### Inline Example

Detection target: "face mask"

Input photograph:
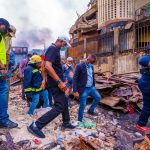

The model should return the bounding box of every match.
[60,47,67,51]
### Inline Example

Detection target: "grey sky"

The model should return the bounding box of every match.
[0,0,89,49]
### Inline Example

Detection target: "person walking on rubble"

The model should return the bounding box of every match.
[136,49,150,131]
[73,55,101,122]
[27,35,75,138]
[24,55,49,115]
[0,18,18,128]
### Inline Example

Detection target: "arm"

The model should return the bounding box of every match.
[24,68,33,96]
[92,66,95,86]
[45,61,60,81]
[40,62,46,89]
[73,65,80,93]
[45,61,66,92]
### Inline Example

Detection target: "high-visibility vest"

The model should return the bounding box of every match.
[0,34,6,65]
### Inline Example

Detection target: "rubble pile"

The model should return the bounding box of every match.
[134,135,150,150]
[0,85,123,150]
[95,72,142,112]
[0,73,147,150]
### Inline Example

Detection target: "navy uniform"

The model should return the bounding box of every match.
[137,55,150,129]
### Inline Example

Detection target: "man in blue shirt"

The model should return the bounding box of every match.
[73,55,101,122]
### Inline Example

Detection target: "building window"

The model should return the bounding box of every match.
[135,21,150,49]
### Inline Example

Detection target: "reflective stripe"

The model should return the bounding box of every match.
[24,88,33,92]
[32,69,39,73]
[24,87,42,92]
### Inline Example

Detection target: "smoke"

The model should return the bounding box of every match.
[1,0,89,49]
[15,28,52,49]
[1,0,52,49]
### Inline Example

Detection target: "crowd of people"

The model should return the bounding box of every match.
[0,18,150,139]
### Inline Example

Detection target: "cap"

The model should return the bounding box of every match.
[67,57,73,61]
[9,25,16,37]
[57,35,71,47]
[0,18,10,29]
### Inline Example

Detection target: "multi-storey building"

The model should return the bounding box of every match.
[68,0,150,74]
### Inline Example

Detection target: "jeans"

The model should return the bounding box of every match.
[28,90,49,115]
[35,86,70,130]
[22,79,25,100]
[78,86,101,122]
[0,79,9,124]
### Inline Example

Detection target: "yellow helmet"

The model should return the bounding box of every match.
[29,55,42,64]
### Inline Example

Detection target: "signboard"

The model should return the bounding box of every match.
[12,47,28,54]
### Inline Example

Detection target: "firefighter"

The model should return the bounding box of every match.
[24,55,49,115]
[0,18,18,128]
[136,51,150,131]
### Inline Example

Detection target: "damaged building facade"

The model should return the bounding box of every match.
[68,0,150,74]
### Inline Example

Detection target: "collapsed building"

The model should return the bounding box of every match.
[68,0,150,74]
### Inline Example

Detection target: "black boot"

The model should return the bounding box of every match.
[87,111,98,116]
[61,123,76,130]
[0,120,18,128]
[27,122,45,138]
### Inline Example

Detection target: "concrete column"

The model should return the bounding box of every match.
[113,27,120,74]
[84,37,87,58]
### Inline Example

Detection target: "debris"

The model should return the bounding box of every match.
[79,135,101,150]
[115,129,134,150]
[33,139,41,145]
[135,132,142,137]
[96,72,142,113]
[79,121,96,129]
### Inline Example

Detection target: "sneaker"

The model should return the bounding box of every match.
[87,111,98,116]
[27,123,45,138]
[135,125,150,132]
[61,123,76,130]
[0,120,18,128]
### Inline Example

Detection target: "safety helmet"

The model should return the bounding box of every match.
[29,55,42,64]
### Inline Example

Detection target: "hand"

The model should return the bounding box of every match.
[58,82,67,92]
[74,92,80,100]
[6,53,10,61]
[41,80,46,90]
[65,88,70,96]
[0,69,8,75]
